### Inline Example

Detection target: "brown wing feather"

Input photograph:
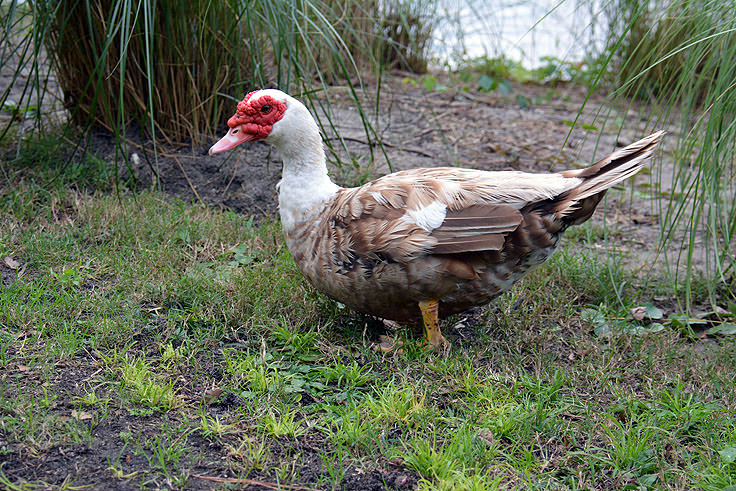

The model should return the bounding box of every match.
[324,181,524,264]
[553,131,665,224]
[324,184,433,264]
[430,204,522,254]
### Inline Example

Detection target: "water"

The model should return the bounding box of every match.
[434,0,607,68]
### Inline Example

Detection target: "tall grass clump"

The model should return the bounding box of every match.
[379,0,436,73]
[1,0,438,150]
[47,0,252,145]
[588,0,736,307]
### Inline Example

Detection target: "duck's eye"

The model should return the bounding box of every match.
[231,128,239,134]
[261,105,272,114]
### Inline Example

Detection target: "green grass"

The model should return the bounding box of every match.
[1,143,735,489]
[3,0,734,315]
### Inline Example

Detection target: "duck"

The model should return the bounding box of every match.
[209,88,664,348]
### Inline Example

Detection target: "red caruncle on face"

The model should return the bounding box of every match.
[226,92,287,141]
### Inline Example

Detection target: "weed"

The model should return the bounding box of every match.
[365,383,427,426]
[73,389,110,410]
[399,437,462,481]
[260,408,306,438]
[320,404,373,449]
[198,412,235,440]
[140,424,190,485]
[226,437,270,471]
[119,355,178,412]
[321,361,374,388]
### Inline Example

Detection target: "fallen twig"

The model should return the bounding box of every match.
[173,156,203,203]
[325,136,436,159]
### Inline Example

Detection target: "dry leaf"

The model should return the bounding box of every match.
[631,306,647,321]
[71,410,93,420]
[3,257,20,270]
[17,365,30,371]
[203,387,224,404]
[477,428,497,446]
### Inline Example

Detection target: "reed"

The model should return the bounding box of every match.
[1,0,438,147]
[593,0,736,306]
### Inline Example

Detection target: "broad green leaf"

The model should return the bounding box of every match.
[498,79,512,96]
[516,94,531,109]
[639,474,658,486]
[648,323,665,333]
[645,304,664,320]
[422,75,437,92]
[478,74,496,92]
[582,308,611,337]
[718,447,736,463]
[706,323,736,336]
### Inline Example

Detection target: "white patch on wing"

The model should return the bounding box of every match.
[401,201,447,231]
[370,191,389,205]
[472,172,583,207]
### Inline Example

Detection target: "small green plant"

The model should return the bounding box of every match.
[119,355,178,411]
[320,447,347,486]
[159,342,187,368]
[142,426,190,485]
[198,412,234,440]
[74,389,110,409]
[246,364,282,396]
[271,321,319,356]
[399,438,461,481]
[592,417,661,479]
[321,404,373,449]
[322,361,374,388]
[260,408,305,438]
[226,437,271,472]
[50,263,86,288]
[366,383,427,426]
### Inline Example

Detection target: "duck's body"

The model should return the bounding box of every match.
[210,89,664,346]
[284,167,570,323]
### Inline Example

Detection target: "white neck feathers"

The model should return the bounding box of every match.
[267,96,340,232]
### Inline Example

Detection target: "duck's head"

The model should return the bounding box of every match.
[209,89,317,155]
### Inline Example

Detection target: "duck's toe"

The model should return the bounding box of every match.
[377,334,404,355]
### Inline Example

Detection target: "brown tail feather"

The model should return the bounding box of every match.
[554,131,665,225]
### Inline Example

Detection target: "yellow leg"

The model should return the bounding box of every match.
[419,299,448,348]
